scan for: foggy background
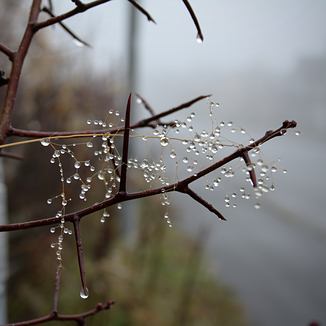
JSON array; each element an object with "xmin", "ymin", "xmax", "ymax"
[{"xmin": 10, "ymin": 1, "xmax": 326, "ymax": 325}]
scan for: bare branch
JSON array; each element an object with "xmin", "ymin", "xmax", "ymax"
[
  {"xmin": 0, "ymin": 43, "xmax": 14, "ymax": 59},
  {"xmin": 181, "ymin": 0, "xmax": 204, "ymax": 42},
  {"xmin": 135, "ymin": 94, "xmax": 211, "ymax": 128},
  {"xmin": 36, "ymin": 0, "xmax": 114, "ymax": 30},
  {"xmin": 128, "ymin": 0, "xmax": 156, "ymax": 24},
  {"xmin": 179, "ymin": 186, "xmax": 227, "ymax": 221},
  {"xmin": 42, "ymin": 6, "xmax": 91, "ymax": 47},
  {"xmin": 73, "ymin": 215, "xmax": 88, "ymax": 300}
]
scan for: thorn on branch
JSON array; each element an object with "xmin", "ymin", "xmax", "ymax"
[
  {"xmin": 128, "ymin": 0, "xmax": 156, "ymax": 24},
  {"xmin": 177, "ymin": 185, "xmax": 227, "ymax": 221}
]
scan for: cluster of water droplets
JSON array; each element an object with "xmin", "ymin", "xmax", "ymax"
[{"xmin": 135, "ymin": 98, "xmax": 290, "ymax": 213}]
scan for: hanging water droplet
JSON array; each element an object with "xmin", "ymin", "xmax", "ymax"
[
  {"xmin": 98, "ymin": 171, "xmax": 105, "ymax": 180},
  {"xmin": 80, "ymin": 287, "xmax": 89, "ymax": 299},
  {"xmin": 117, "ymin": 203, "xmax": 122, "ymax": 210},
  {"xmin": 160, "ymin": 136, "xmax": 169, "ymax": 147},
  {"xmin": 86, "ymin": 142, "xmax": 93, "ymax": 148},
  {"xmin": 50, "ymin": 243, "xmax": 56, "ymax": 249},
  {"xmin": 74, "ymin": 161, "xmax": 81, "ymax": 169},
  {"xmin": 41, "ymin": 138, "xmax": 50, "ymax": 146},
  {"xmin": 73, "ymin": 39, "xmax": 85, "ymax": 47},
  {"xmin": 100, "ymin": 216, "xmax": 105, "ymax": 223},
  {"xmin": 196, "ymin": 33, "xmax": 203, "ymax": 43},
  {"xmin": 283, "ymin": 169, "xmax": 288, "ymax": 174},
  {"xmin": 47, "ymin": 199, "xmax": 52, "ymax": 204},
  {"xmin": 170, "ymin": 150, "xmax": 177, "ymax": 159},
  {"xmin": 50, "ymin": 227, "xmax": 55, "ymax": 234},
  {"xmin": 254, "ymin": 203, "xmax": 261, "ymax": 209}
]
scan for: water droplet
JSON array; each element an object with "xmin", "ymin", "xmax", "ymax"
[
  {"xmin": 73, "ymin": 173, "xmax": 80, "ymax": 180},
  {"xmin": 160, "ymin": 136, "xmax": 169, "ymax": 147},
  {"xmin": 117, "ymin": 203, "xmax": 122, "ymax": 210},
  {"xmin": 74, "ymin": 161, "xmax": 81, "ymax": 169},
  {"xmin": 50, "ymin": 243, "xmax": 56, "ymax": 248},
  {"xmin": 86, "ymin": 142, "xmax": 93, "ymax": 148},
  {"xmin": 196, "ymin": 33, "xmax": 203, "ymax": 43},
  {"xmin": 50, "ymin": 227, "xmax": 55, "ymax": 233},
  {"xmin": 186, "ymin": 166, "xmax": 194, "ymax": 172},
  {"xmin": 80, "ymin": 287, "xmax": 89, "ymax": 299},
  {"xmin": 153, "ymin": 129, "xmax": 159, "ymax": 136},
  {"xmin": 283, "ymin": 169, "xmax": 288, "ymax": 174},
  {"xmin": 170, "ymin": 150, "xmax": 177, "ymax": 159},
  {"xmin": 182, "ymin": 157, "xmax": 189, "ymax": 164},
  {"xmin": 98, "ymin": 171, "xmax": 105, "ymax": 180},
  {"xmin": 100, "ymin": 216, "xmax": 105, "ymax": 223},
  {"xmin": 41, "ymin": 138, "xmax": 50, "ymax": 146},
  {"xmin": 254, "ymin": 203, "xmax": 261, "ymax": 209},
  {"xmin": 47, "ymin": 199, "xmax": 52, "ymax": 204}
]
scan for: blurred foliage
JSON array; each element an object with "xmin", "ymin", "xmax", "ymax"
[{"xmin": 8, "ymin": 196, "xmax": 249, "ymax": 326}]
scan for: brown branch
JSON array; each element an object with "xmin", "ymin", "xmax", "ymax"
[
  {"xmin": 73, "ymin": 215, "xmax": 88, "ymax": 300},
  {"xmin": 35, "ymin": 0, "xmax": 114, "ymax": 30},
  {"xmin": 135, "ymin": 94, "xmax": 211, "ymax": 128},
  {"xmin": 135, "ymin": 93, "xmax": 156, "ymax": 117},
  {"xmin": 241, "ymin": 150, "xmax": 257, "ymax": 188},
  {"xmin": 181, "ymin": 0, "xmax": 204, "ymax": 42},
  {"xmin": 128, "ymin": 0, "xmax": 156, "ymax": 24},
  {"xmin": 0, "ymin": 43, "xmax": 14, "ymax": 59},
  {"xmin": 0, "ymin": 120, "xmax": 297, "ymax": 232},
  {"xmin": 178, "ymin": 186, "xmax": 227, "ymax": 221},
  {"xmin": 6, "ymin": 95, "xmax": 211, "ymax": 140},
  {"xmin": 4, "ymin": 300, "xmax": 115, "ymax": 326},
  {"xmin": 0, "ymin": 0, "xmax": 42, "ymax": 146},
  {"xmin": 51, "ymin": 266, "xmax": 61, "ymax": 316},
  {"xmin": 42, "ymin": 6, "xmax": 91, "ymax": 47}
]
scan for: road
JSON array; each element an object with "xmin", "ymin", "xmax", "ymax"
[{"xmin": 177, "ymin": 136, "xmax": 326, "ymax": 326}]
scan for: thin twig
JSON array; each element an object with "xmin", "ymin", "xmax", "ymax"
[
  {"xmin": 0, "ymin": 43, "xmax": 14, "ymax": 59},
  {"xmin": 73, "ymin": 215, "xmax": 88, "ymax": 299},
  {"xmin": 128, "ymin": 0, "xmax": 156, "ymax": 24},
  {"xmin": 42, "ymin": 6, "xmax": 91, "ymax": 47},
  {"xmin": 181, "ymin": 0, "xmax": 204, "ymax": 42}
]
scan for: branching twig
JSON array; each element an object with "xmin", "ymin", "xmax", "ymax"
[
  {"xmin": 0, "ymin": 120, "xmax": 297, "ymax": 232},
  {"xmin": 128, "ymin": 0, "xmax": 156, "ymax": 24}
]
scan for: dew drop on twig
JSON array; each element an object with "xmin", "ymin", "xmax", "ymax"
[{"xmin": 80, "ymin": 287, "xmax": 89, "ymax": 299}]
